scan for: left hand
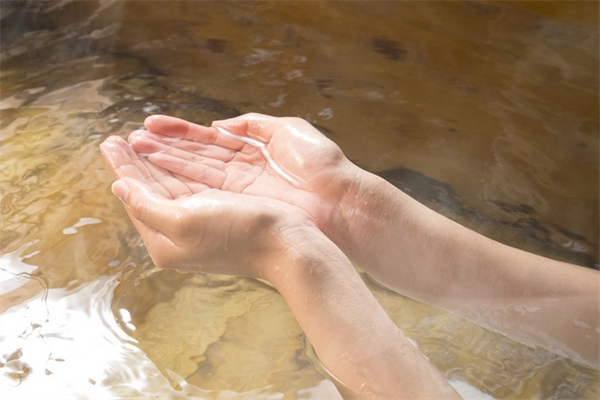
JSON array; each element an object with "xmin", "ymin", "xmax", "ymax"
[{"xmin": 99, "ymin": 135, "xmax": 315, "ymax": 277}]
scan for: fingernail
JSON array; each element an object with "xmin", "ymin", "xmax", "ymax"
[
  {"xmin": 111, "ymin": 180, "xmax": 129, "ymax": 201},
  {"xmin": 144, "ymin": 114, "xmax": 164, "ymax": 125}
]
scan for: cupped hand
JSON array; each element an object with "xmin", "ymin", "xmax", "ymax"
[
  {"xmin": 127, "ymin": 113, "xmax": 363, "ymax": 232},
  {"xmin": 99, "ymin": 135, "xmax": 314, "ymax": 277}
]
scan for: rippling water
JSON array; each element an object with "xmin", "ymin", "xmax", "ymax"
[{"xmin": 1, "ymin": 1, "xmax": 598, "ymax": 399}]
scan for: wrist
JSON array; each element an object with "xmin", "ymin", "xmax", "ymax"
[
  {"xmin": 253, "ymin": 221, "xmax": 461, "ymax": 399},
  {"xmin": 325, "ymin": 168, "xmax": 396, "ymax": 266},
  {"xmin": 257, "ymin": 223, "xmax": 345, "ymax": 285},
  {"xmin": 324, "ymin": 168, "xmax": 456, "ymax": 291}
]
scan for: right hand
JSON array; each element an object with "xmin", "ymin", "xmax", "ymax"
[{"xmin": 127, "ymin": 113, "xmax": 365, "ymax": 234}]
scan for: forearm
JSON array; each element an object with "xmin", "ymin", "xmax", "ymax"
[
  {"xmin": 326, "ymin": 170, "xmax": 450, "ymax": 296},
  {"xmin": 262, "ymin": 227, "xmax": 460, "ymax": 399},
  {"xmin": 447, "ymin": 236, "xmax": 600, "ymax": 367},
  {"xmin": 329, "ymin": 171, "xmax": 600, "ymax": 367}
]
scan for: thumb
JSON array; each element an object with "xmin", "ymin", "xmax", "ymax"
[
  {"xmin": 111, "ymin": 178, "xmax": 171, "ymax": 233},
  {"xmin": 111, "ymin": 179, "xmax": 130, "ymax": 203},
  {"xmin": 212, "ymin": 113, "xmax": 278, "ymax": 143}
]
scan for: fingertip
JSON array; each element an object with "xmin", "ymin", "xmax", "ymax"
[
  {"xmin": 99, "ymin": 138, "xmax": 110, "ymax": 151},
  {"xmin": 127, "ymin": 129, "xmax": 145, "ymax": 143},
  {"xmin": 212, "ymin": 113, "xmax": 276, "ymax": 142},
  {"xmin": 101, "ymin": 135, "xmax": 125, "ymax": 146},
  {"xmin": 145, "ymin": 115, "xmax": 193, "ymax": 136},
  {"xmin": 144, "ymin": 114, "xmax": 162, "ymax": 129},
  {"xmin": 145, "ymin": 114, "xmax": 178, "ymax": 131},
  {"xmin": 111, "ymin": 180, "xmax": 129, "ymax": 202},
  {"xmin": 99, "ymin": 136, "xmax": 126, "ymax": 159}
]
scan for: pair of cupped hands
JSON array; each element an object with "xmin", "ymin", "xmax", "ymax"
[{"xmin": 100, "ymin": 113, "xmax": 359, "ymax": 280}]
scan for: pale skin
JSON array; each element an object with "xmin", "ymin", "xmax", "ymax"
[
  {"xmin": 100, "ymin": 132, "xmax": 460, "ymax": 399},
  {"xmin": 101, "ymin": 113, "xmax": 599, "ymax": 397}
]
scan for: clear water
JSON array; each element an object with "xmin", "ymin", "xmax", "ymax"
[{"xmin": 1, "ymin": 1, "xmax": 598, "ymax": 399}]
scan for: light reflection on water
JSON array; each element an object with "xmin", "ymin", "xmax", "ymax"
[
  {"xmin": 0, "ymin": 253, "xmax": 301, "ymax": 399},
  {"xmin": 1, "ymin": 1, "xmax": 598, "ymax": 399}
]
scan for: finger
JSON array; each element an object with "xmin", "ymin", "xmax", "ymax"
[
  {"xmin": 120, "ymin": 202, "xmax": 180, "ymax": 270},
  {"xmin": 101, "ymin": 135, "xmax": 195, "ymax": 200},
  {"xmin": 170, "ymin": 173, "xmax": 212, "ymax": 193},
  {"xmin": 138, "ymin": 155, "xmax": 195, "ymax": 199},
  {"xmin": 147, "ymin": 152, "xmax": 227, "ymax": 189},
  {"xmin": 111, "ymin": 178, "xmax": 163, "ymax": 238},
  {"xmin": 101, "ymin": 136, "xmax": 176, "ymax": 197},
  {"xmin": 212, "ymin": 113, "xmax": 325, "ymax": 149},
  {"xmin": 128, "ymin": 130, "xmax": 236, "ymax": 164},
  {"xmin": 144, "ymin": 115, "xmax": 245, "ymax": 150},
  {"xmin": 112, "ymin": 178, "xmax": 202, "ymax": 271},
  {"xmin": 211, "ymin": 112, "xmax": 279, "ymax": 143},
  {"xmin": 100, "ymin": 136, "xmax": 151, "ymax": 181},
  {"xmin": 111, "ymin": 178, "xmax": 183, "ymax": 239},
  {"xmin": 129, "ymin": 132, "xmax": 230, "ymax": 190}
]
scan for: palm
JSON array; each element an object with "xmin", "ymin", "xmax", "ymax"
[
  {"xmin": 100, "ymin": 134, "xmax": 282, "ymax": 205},
  {"xmin": 129, "ymin": 114, "xmax": 351, "ymax": 227},
  {"xmin": 100, "ymin": 135, "xmax": 207, "ymax": 200},
  {"xmin": 99, "ymin": 134, "xmax": 315, "ymax": 275}
]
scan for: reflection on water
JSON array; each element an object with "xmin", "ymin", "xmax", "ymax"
[{"xmin": 1, "ymin": 1, "xmax": 598, "ymax": 399}]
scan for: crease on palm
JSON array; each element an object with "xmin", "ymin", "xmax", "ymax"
[
  {"xmin": 129, "ymin": 130, "xmax": 296, "ymax": 197},
  {"xmin": 127, "ymin": 129, "xmax": 337, "ymax": 230}
]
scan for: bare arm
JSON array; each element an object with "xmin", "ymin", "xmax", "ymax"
[
  {"xmin": 100, "ymin": 135, "xmax": 461, "ymax": 399},
  {"xmin": 331, "ymin": 171, "xmax": 600, "ymax": 368},
  {"xmin": 262, "ymin": 228, "xmax": 460, "ymax": 399},
  {"xmin": 135, "ymin": 113, "xmax": 600, "ymax": 368}
]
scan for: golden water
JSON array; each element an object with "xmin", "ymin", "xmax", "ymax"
[{"xmin": 1, "ymin": 1, "xmax": 598, "ymax": 398}]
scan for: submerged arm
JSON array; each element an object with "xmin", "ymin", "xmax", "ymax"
[
  {"xmin": 100, "ymin": 134, "xmax": 461, "ymax": 399},
  {"xmin": 263, "ymin": 227, "xmax": 461, "ymax": 399},
  {"xmin": 132, "ymin": 113, "xmax": 599, "ymax": 368},
  {"xmin": 330, "ymin": 171, "xmax": 600, "ymax": 368}
]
